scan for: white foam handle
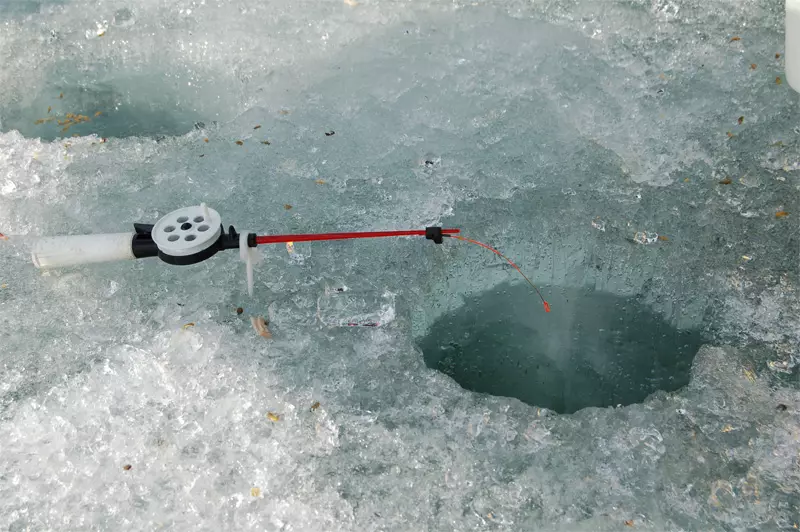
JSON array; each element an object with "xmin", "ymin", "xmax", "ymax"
[
  {"xmin": 30, "ymin": 233, "xmax": 135, "ymax": 269},
  {"xmin": 788, "ymin": 0, "xmax": 800, "ymax": 92}
]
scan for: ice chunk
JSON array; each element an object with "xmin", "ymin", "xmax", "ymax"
[
  {"xmin": 632, "ymin": 231, "xmax": 660, "ymax": 245},
  {"xmin": 111, "ymin": 8, "xmax": 135, "ymax": 28},
  {"xmin": 316, "ymin": 287, "xmax": 396, "ymax": 328}
]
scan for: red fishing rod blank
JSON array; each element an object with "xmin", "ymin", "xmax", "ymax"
[{"xmin": 255, "ymin": 228, "xmax": 460, "ymax": 245}]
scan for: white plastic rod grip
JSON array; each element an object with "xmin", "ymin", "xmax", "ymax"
[
  {"xmin": 30, "ymin": 233, "xmax": 136, "ymax": 269},
  {"xmin": 788, "ymin": 0, "xmax": 800, "ymax": 93}
]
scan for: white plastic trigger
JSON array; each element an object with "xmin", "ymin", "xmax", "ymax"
[{"xmin": 239, "ymin": 232, "xmax": 262, "ymax": 297}]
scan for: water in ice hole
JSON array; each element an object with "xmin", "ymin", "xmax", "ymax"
[{"xmin": 419, "ymin": 283, "xmax": 705, "ymax": 414}]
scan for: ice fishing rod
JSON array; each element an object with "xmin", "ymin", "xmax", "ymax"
[{"xmin": 19, "ymin": 203, "xmax": 549, "ymax": 312}]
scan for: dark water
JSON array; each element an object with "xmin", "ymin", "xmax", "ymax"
[{"xmin": 418, "ymin": 283, "xmax": 704, "ymax": 414}]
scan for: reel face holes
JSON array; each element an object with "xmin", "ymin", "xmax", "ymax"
[{"xmin": 152, "ymin": 205, "xmax": 223, "ymax": 257}]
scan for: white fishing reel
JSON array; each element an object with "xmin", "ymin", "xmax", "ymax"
[{"xmin": 29, "ymin": 203, "xmax": 262, "ymax": 295}]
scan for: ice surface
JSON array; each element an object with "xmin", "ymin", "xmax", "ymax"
[{"xmin": 1, "ymin": 0, "xmax": 800, "ymax": 529}]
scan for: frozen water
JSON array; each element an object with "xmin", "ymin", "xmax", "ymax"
[{"xmin": 1, "ymin": 0, "xmax": 799, "ymax": 529}]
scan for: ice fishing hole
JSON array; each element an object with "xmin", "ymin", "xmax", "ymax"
[
  {"xmin": 1, "ymin": 79, "xmax": 211, "ymax": 141},
  {"xmin": 418, "ymin": 284, "xmax": 704, "ymax": 414}
]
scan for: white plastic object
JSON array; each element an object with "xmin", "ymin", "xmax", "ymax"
[
  {"xmin": 152, "ymin": 203, "xmax": 222, "ymax": 257},
  {"xmin": 787, "ymin": 0, "xmax": 800, "ymax": 93},
  {"xmin": 30, "ymin": 233, "xmax": 135, "ymax": 269},
  {"xmin": 239, "ymin": 231, "xmax": 262, "ymax": 297}
]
